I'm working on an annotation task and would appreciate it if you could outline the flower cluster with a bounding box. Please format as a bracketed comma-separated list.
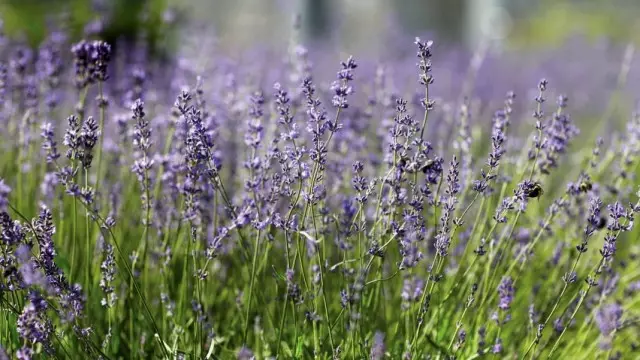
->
[71, 40, 111, 88]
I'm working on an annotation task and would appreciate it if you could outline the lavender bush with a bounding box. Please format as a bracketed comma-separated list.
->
[0, 17, 639, 360]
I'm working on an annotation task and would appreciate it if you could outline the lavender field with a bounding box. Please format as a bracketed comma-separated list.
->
[1, 5, 640, 360]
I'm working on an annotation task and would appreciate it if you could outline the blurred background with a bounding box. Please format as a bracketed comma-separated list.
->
[2, 0, 640, 131]
[177, 0, 640, 52]
[2, 0, 640, 52]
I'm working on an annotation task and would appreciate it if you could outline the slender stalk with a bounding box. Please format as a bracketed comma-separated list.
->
[94, 81, 107, 191]
[84, 169, 91, 292]
[71, 197, 78, 280]
[243, 230, 261, 344]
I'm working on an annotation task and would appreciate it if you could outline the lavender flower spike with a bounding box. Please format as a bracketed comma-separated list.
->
[331, 56, 357, 109]
[497, 276, 514, 311]
[0, 178, 10, 212]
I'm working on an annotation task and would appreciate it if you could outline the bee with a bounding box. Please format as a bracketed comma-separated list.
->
[524, 181, 544, 198]
[578, 180, 592, 193]
[596, 215, 607, 230]
[397, 155, 410, 169]
[420, 159, 436, 174]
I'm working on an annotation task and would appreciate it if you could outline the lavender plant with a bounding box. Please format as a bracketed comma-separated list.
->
[0, 15, 640, 360]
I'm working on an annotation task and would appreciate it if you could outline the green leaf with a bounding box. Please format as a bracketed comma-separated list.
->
[280, 341, 293, 357]
[295, 336, 305, 358]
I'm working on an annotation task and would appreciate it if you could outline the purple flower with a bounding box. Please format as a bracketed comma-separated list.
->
[370, 331, 386, 360]
[71, 41, 91, 88]
[607, 202, 627, 232]
[16, 347, 33, 360]
[527, 84, 579, 175]
[596, 303, 623, 350]
[23, 75, 38, 113]
[434, 157, 459, 258]
[497, 276, 514, 311]
[0, 345, 9, 360]
[99, 243, 117, 308]
[132, 99, 151, 152]
[40, 122, 60, 164]
[493, 197, 515, 223]
[0, 179, 10, 212]
[0, 63, 7, 115]
[273, 82, 299, 140]
[0, 211, 25, 246]
[477, 326, 487, 354]
[71, 40, 111, 87]
[16, 244, 47, 289]
[17, 291, 53, 354]
[9, 45, 31, 82]
[72, 116, 100, 169]
[63, 115, 81, 160]
[80, 116, 99, 151]
[131, 99, 154, 219]
[303, 75, 329, 164]
[237, 346, 255, 360]
[492, 338, 503, 354]
[31, 206, 85, 322]
[124, 67, 146, 106]
[488, 112, 506, 169]
[458, 328, 467, 343]
[445, 156, 461, 197]
[56, 166, 80, 198]
[37, 32, 65, 110]
[399, 229, 424, 269]
[33, 207, 59, 283]
[414, 37, 434, 87]
[541, 112, 579, 172]
[583, 196, 603, 240]
[179, 90, 209, 223]
[553, 317, 564, 333]
[245, 90, 265, 150]
[599, 202, 634, 260]
[331, 56, 357, 109]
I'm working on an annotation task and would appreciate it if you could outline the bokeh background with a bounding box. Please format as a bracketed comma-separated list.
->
[3, 0, 640, 135]
[2, 0, 640, 51]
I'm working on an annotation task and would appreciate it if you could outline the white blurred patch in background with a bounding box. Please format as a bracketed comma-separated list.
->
[172, 0, 522, 52]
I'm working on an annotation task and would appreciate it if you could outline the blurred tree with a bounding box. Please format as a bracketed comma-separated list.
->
[0, 0, 81, 45]
[301, 0, 331, 40]
[0, 0, 173, 56]
[391, 0, 466, 42]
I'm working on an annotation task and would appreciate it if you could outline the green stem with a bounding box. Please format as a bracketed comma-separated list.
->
[94, 81, 106, 191]
[243, 230, 261, 344]
[71, 198, 78, 281]
[84, 169, 91, 293]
